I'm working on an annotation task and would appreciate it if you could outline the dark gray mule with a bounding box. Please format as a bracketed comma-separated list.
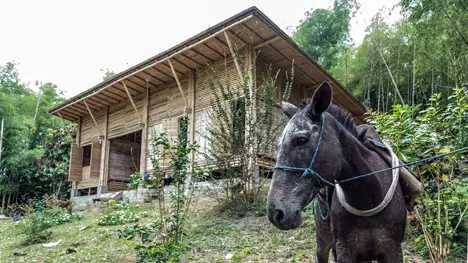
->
[267, 82, 406, 263]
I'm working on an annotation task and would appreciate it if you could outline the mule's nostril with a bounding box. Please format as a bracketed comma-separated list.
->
[274, 208, 285, 224]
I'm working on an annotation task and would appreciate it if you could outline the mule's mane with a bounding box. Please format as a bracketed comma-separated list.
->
[300, 102, 365, 143]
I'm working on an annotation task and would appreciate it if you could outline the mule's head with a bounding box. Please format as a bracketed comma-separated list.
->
[267, 82, 343, 230]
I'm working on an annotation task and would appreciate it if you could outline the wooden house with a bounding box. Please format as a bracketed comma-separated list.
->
[49, 6, 366, 197]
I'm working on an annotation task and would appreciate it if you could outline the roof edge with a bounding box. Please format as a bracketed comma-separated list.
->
[49, 6, 260, 114]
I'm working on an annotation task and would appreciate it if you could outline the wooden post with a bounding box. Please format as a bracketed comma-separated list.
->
[71, 117, 81, 198]
[185, 69, 196, 194]
[139, 82, 150, 177]
[98, 106, 109, 195]
[224, 31, 244, 81]
[245, 43, 258, 188]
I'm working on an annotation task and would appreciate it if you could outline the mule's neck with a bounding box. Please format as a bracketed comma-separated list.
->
[333, 122, 388, 210]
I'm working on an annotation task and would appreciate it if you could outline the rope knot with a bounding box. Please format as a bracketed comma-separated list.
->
[301, 168, 313, 177]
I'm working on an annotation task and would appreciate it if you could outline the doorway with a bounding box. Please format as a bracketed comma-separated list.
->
[107, 130, 142, 192]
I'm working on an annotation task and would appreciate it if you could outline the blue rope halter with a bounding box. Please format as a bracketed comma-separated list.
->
[274, 113, 334, 187]
[273, 113, 332, 219]
[273, 111, 468, 220]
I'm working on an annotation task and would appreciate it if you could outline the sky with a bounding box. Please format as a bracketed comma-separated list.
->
[0, 0, 401, 98]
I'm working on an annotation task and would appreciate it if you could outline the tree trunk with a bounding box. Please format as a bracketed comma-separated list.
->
[377, 76, 381, 112]
[412, 38, 416, 106]
[1, 193, 5, 211]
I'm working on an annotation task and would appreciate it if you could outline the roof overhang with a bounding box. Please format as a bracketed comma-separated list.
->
[49, 6, 366, 122]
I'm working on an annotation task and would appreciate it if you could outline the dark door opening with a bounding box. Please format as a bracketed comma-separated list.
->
[108, 130, 142, 192]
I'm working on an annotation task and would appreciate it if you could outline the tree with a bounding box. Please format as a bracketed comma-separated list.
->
[0, 62, 69, 210]
[292, 0, 355, 70]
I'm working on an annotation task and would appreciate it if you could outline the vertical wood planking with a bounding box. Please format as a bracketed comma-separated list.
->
[68, 144, 83, 182]
[90, 138, 102, 179]
[99, 106, 109, 187]
[188, 69, 196, 187]
[139, 84, 150, 176]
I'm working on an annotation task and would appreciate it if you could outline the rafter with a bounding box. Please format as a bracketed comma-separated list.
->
[84, 100, 104, 137]
[224, 31, 244, 81]
[121, 81, 143, 124]
[168, 59, 188, 107]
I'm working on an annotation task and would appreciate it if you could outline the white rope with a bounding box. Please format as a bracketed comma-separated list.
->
[335, 142, 400, 217]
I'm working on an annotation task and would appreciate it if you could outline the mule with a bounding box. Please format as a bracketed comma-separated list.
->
[267, 82, 406, 262]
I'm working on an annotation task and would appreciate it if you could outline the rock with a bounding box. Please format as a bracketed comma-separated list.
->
[93, 191, 123, 202]
[0, 214, 9, 220]
[43, 240, 61, 248]
[79, 225, 88, 231]
[225, 253, 233, 259]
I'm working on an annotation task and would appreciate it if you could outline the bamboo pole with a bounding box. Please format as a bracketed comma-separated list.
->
[0, 117, 4, 164]
[224, 31, 244, 81]
[139, 82, 150, 177]
[168, 59, 188, 107]
[122, 81, 143, 123]
[83, 100, 104, 137]
[254, 36, 280, 49]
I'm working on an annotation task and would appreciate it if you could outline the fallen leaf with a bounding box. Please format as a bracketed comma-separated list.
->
[438, 148, 451, 154]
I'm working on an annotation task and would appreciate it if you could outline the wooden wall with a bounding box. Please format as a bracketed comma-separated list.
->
[255, 55, 304, 105]
[195, 56, 243, 110]
[108, 93, 145, 139]
[73, 50, 305, 189]
[80, 110, 106, 146]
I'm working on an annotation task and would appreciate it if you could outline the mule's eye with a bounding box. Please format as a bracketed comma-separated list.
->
[294, 137, 308, 146]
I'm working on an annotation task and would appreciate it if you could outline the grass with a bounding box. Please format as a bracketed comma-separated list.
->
[0, 196, 430, 263]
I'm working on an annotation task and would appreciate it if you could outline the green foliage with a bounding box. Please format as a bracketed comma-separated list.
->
[98, 210, 139, 226]
[97, 201, 140, 226]
[0, 61, 71, 210]
[122, 117, 204, 262]
[128, 171, 143, 190]
[293, 0, 467, 110]
[292, 0, 355, 70]
[369, 88, 468, 262]
[204, 54, 293, 207]
[18, 196, 83, 245]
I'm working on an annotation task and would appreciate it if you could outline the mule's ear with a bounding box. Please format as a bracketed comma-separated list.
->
[282, 101, 299, 119]
[309, 82, 333, 117]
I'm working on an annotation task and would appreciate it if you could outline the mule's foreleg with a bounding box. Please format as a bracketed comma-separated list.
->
[378, 245, 403, 263]
[315, 205, 335, 263]
[316, 232, 333, 263]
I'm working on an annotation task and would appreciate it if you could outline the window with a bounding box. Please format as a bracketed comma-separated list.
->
[82, 145, 91, 167]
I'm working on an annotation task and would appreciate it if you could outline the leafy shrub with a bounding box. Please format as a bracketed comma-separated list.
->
[43, 194, 74, 213]
[19, 206, 53, 245]
[121, 117, 206, 262]
[19, 197, 83, 245]
[120, 219, 187, 263]
[97, 210, 139, 226]
[369, 87, 468, 262]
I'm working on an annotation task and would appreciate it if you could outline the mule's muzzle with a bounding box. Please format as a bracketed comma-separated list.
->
[267, 203, 302, 230]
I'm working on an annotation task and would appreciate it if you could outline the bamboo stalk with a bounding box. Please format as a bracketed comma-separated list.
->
[0, 117, 3, 164]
